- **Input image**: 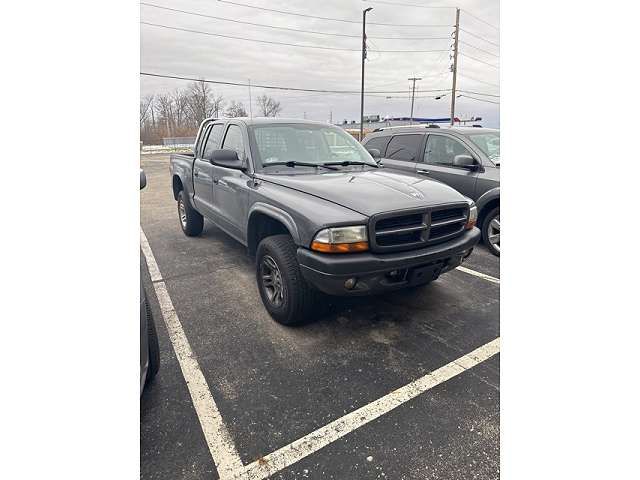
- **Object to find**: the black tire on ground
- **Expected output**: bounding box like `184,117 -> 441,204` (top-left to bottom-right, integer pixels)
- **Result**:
144,294 -> 160,385
481,206 -> 500,257
177,190 -> 204,237
256,234 -> 322,325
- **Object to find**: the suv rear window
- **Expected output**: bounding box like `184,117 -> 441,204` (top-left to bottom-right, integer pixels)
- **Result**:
385,134 -> 422,162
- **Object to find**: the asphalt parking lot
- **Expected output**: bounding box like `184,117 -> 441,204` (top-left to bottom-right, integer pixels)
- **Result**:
140,154 -> 500,480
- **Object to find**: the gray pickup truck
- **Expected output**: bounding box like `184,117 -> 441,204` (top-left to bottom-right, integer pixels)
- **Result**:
170,118 -> 481,324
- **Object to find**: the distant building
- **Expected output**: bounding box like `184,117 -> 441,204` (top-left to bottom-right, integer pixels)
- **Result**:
162,136 -> 196,146
340,116 -> 482,140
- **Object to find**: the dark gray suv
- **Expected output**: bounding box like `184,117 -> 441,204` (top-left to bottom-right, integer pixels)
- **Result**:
362,126 -> 500,255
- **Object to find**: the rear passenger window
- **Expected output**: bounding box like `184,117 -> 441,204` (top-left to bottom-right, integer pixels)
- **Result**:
363,136 -> 391,156
202,124 -> 224,160
385,134 -> 422,162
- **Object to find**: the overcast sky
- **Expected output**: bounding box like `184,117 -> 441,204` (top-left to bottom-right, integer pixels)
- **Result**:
141,0 -> 499,126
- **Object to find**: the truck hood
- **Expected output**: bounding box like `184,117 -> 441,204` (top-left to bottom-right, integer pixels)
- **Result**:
257,169 -> 467,217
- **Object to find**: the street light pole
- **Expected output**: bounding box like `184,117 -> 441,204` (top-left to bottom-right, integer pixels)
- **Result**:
360,7 -> 373,141
450,8 -> 460,126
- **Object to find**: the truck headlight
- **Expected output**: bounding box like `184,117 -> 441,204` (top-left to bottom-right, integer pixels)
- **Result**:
465,203 -> 478,230
311,226 -> 369,253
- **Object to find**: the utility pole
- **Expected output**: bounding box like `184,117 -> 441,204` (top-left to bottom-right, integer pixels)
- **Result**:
408,77 -> 422,125
360,7 -> 373,141
450,8 -> 460,126
248,78 -> 253,118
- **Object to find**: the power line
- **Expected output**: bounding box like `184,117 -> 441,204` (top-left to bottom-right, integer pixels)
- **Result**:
362,2 -> 499,35
361,0 -> 454,9
459,94 -> 500,105
458,73 -> 500,88
457,90 -> 500,98
459,41 -> 499,58
141,2 -> 450,40
140,72 -> 452,94
141,22 -> 360,51
459,28 -> 500,48
459,52 -> 500,69
370,48 -> 450,53
461,9 -> 499,31
141,21 -> 449,54
217,0 -> 452,27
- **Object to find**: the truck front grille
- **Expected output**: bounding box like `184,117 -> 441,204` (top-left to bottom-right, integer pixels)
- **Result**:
369,204 -> 468,253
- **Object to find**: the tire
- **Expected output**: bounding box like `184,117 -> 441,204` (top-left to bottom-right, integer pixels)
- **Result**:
482,207 -> 500,256
144,294 -> 160,385
256,234 -> 321,325
177,190 -> 203,237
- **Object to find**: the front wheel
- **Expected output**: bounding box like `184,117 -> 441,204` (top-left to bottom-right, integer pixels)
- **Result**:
482,207 -> 500,256
177,190 -> 204,237
256,235 -> 321,325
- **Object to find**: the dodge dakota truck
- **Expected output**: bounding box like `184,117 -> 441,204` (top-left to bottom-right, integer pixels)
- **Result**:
170,118 -> 481,325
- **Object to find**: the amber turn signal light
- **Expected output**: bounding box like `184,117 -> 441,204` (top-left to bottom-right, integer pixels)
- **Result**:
311,241 -> 369,253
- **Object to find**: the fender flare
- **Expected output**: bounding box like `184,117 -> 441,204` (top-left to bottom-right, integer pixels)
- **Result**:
475,187 -> 500,215
247,202 -> 302,246
171,167 -> 195,207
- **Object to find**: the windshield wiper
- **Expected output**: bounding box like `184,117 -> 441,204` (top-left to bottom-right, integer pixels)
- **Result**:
264,161 -> 339,171
323,160 -> 379,168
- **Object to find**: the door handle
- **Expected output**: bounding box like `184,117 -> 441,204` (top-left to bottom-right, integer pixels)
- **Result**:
194,170 -> 199,177
213,176 -> 219,184
417,169 -> 430,175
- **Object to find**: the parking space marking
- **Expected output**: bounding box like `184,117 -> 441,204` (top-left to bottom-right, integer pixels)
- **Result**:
456,265 -> 500,284
140,229 -> 244,478
233,337 -> 500,480
142,226 -> 499,480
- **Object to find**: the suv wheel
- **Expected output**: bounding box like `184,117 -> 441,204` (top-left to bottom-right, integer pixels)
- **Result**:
256,234 -> 321,325
482,207 -> 500,256
177,190 -> 204,237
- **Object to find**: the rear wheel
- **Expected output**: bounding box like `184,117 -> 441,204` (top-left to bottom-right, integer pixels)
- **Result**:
177,190 -> 203,237
256,235 -> 321,325
482,207 -> 500,256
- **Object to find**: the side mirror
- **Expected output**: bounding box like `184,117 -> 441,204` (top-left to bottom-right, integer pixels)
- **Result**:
366,147 -> 381,159
140,169 -> 147,190
211,149 -> 246,170
453,154 -> 477,169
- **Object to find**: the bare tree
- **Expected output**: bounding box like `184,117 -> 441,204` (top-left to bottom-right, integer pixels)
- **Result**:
140,95 -> 155,127
141,81 -> 227,143
256,94 -> 282,117
225,101 -> 248,118
186,80 -> 225,126
155,93 -> 175,137
172,89 -> 190,132
211,94 -> 225,118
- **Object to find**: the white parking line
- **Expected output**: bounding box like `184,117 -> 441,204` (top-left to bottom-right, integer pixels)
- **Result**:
140,229 -> 244,477
233,338 -> 500,480
141,227 -> 500,480
456,265 -> 500,284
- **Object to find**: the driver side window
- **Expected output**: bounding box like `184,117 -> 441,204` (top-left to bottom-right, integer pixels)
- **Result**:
222,125 -> 246,159
424,135 -> 473,166
202,124 -> 224,161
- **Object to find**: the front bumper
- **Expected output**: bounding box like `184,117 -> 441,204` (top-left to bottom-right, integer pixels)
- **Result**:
297,227 -> 481,296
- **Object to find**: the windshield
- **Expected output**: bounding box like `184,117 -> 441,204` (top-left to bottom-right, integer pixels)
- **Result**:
249,124 -> 376,169
466,132 -> 500,162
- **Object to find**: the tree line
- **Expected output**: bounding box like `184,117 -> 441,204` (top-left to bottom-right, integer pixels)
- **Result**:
140,80 -> 282,144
